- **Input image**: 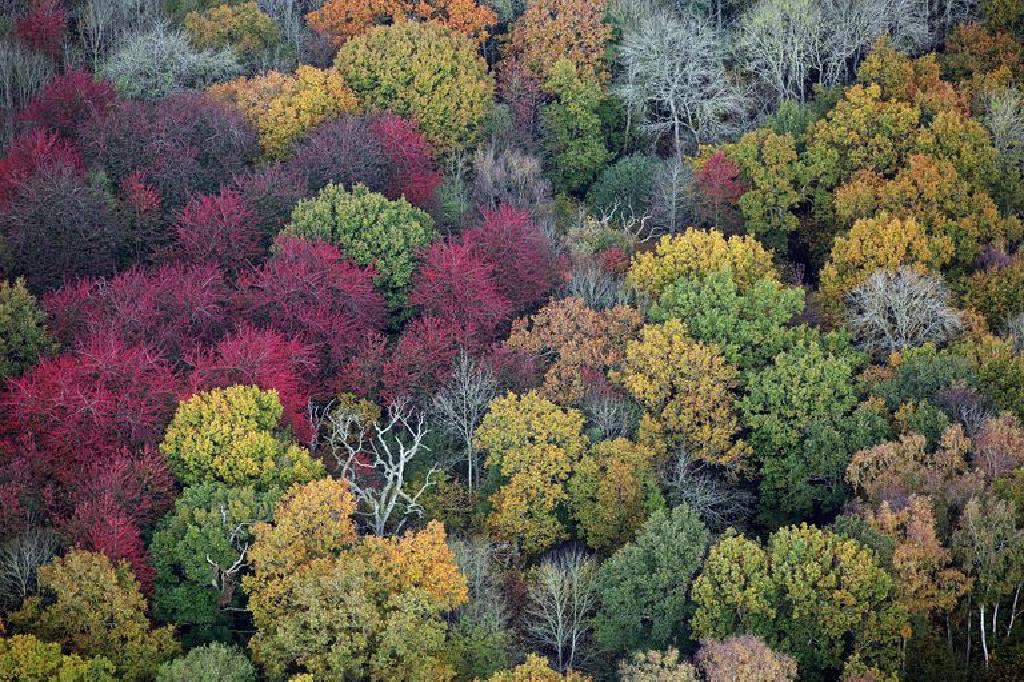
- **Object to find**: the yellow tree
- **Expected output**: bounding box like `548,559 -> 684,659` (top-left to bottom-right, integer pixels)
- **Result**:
209,66 -> 358,158
613,319 -> 749,470
159,385 -> 323,488
244,478 -> 468,680
818,213 -> 942,314
505,297 -> 643,406
335,22 -> 494,153
475,391 -> 588,556
626,229 -> 779,299
568,438 -> 663,553
9,551 -> 179,681
486,654 -> 592,681
834,154 -> 1020,269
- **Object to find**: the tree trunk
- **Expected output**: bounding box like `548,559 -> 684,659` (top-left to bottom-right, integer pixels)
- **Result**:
981,604 -> 990,666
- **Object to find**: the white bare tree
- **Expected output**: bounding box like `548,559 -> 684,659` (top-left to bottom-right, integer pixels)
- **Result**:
314,397 -> 437,536
663,453 -> 755,531
76,0 -> 162,69
525,548 -> 598,673
0,528 -> 60,610
984,88 -> 1024,179
431,350 -> 497,492
737,0 -> 825,105
649,155 -> 695,235
845,267 -> 964,358
615,9 -> 747,155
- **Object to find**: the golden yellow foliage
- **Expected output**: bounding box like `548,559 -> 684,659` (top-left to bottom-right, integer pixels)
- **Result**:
475,391 -> 588,555
504,0 -> 612,82
209,66 -> 357,158
613,319 -> 750,471
819,213 -> 942,313
627,229 -> 779,299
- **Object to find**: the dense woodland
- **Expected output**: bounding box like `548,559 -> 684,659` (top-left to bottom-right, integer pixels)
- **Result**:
1,0 -> 1024,679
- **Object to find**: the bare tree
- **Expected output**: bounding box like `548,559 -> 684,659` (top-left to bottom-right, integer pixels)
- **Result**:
648,155 -> 695,235
471,146 -> 554,226
431,350 -> 498,492
663,453 -> 754,531
564,261 -> 633,311
0,528 -> 60,611
615,9 -> 747,155
0,38 -> 53,145
76,0 -> 162,69
736,0 -> 826,105
1007,312 -> 1024,353
845,267 -> 963,359
525,548 -> 597,673
984,88 -> 1024,211
314,397 -> 437,536
580,389 -> 641,440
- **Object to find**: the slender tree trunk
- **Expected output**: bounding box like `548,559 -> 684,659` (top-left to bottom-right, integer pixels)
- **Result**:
1008,583 -> 1021,637
981,604 -> 990,666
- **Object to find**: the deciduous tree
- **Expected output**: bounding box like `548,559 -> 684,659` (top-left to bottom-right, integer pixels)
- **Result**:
475,391 -> 588,556
0,277 -> 53,381
335,22 -> 494,153
159,385 -> 323,488
9,550 -> 179,681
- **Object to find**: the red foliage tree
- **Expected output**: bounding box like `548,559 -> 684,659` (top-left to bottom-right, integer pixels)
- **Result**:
186,325 -> 319,441
0,128 -> 84,208
369,113 -> 442,210
382,315 -> 471,401
694,149 -> 747,229
63,493 -> 156,592
234,236 -> 387,386
79,93 -> 258,213
462,204 -> 560,313
43,261 -> 231,363
171,188 -> 262,273
409,238 -> 512,342
284,115 -> 391,195
14,0 -> 67,59
231,163 -> 308,247
0,133 -> 120,291
17,69 -> 116,140
0,335 -> 179,483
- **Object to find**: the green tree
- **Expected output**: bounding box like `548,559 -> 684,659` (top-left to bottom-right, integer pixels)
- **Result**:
159,385 -> 323,488
592,505 -> 710,659
9,551 -> 179,681
283,183 -> 438,311
150,482 -> 280,637
475,391 -> 588,556
0,634 -> 116,681
649,272 -> 805,372
0,277 -> 55,381
156,643 -> 256,682
739,340 -> 888,523
692,525 -> 905,680
587,154 -> 660,220
540,59 -> 613,195
335,22 -> 494,153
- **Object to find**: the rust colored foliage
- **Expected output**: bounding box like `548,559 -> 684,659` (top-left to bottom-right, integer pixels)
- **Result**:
307,0 -> 496,48
506,297 -> 643,407
504,0 -> 612,81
